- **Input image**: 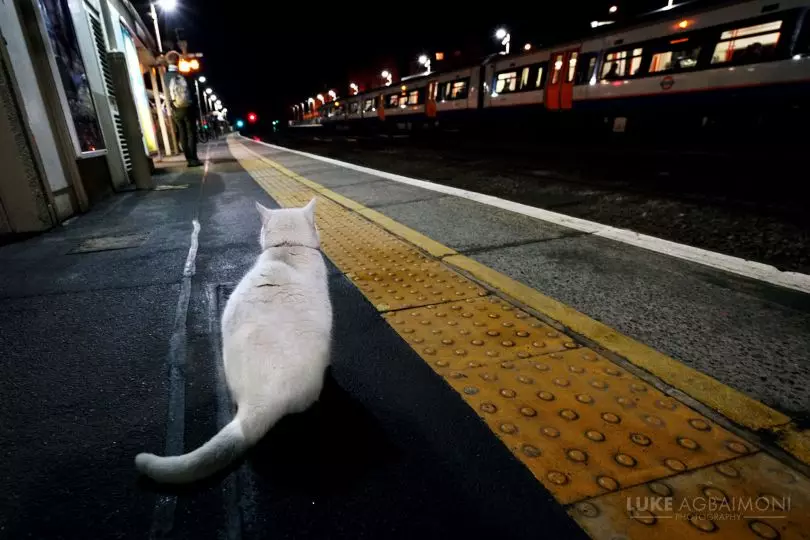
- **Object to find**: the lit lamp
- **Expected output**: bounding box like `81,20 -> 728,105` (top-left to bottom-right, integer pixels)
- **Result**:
149,0 -> 176,52
381,69 -> 392,86
418,55 -> 431,73
495,28 -> 511,54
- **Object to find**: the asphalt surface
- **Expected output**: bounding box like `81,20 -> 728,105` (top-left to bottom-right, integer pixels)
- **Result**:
259,130 -> 810,275
0,141 -> 585,539
243,139 -> 810,420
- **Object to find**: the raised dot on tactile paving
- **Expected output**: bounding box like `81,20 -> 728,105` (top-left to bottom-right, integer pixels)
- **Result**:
517,375 -> 533,384
576,394 -> 594,405
500,423 -> 518,434
423,347 -> 436,355
516,330 -> 529,337
471,339 -> 484,346
480,402 -> 497,414
602,412 -> 621,424
677,437 -> 700,451
502,322 -> 514,328
630,383 -> 647,393
520,407 -> 537,417
534,363 -> 550,372
597,476 -> 619,491
585,429 -> 605,442
664,458 -> 687,472
655,399 -> 677,410
644,415 -> 664,427
749,520 -> 780,539
604,367 -> 622,376
630,510 -> 656,526
532,341 -> 545,348
688,418 -> 711,431
499,388 -> 516,398
590,380 -> 608,390
616,396 -> 636,408
559,409 -> 579,421
463,386 -> 479,395
702,486 -> 727,501
576,502 -> 599,518
542,426 -> 560,438
517,351 -> 530,359
553,378 -> 570,387
630,433 -> 652,446
441,338 -> 454,345
537,391 -> 555,401
487,330 -> 500,337
615,453 -> 637,467
688,515 -> 716,533
726,440 -> 749,454
648,482 -> 672,497
500,361 -> 514,369
567,449 -> 588,463
547,471 -> 568,485
569,365 -> 584,374
564,342 -> 577,349
448,371 -> 466,379
486,350 -> 499,357
522,444 -> 541,458
435,360 -> 449,367
501,340 -> 515,347
454,349 -> 467,356
582,353 -> 596,362
715,463 -> 739,478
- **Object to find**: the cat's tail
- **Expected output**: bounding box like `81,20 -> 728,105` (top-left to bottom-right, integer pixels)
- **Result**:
135,416 -> 248,484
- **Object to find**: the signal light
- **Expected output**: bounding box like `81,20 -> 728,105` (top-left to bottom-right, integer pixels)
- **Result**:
236,119 -> 245,128
247,112 -> 258,123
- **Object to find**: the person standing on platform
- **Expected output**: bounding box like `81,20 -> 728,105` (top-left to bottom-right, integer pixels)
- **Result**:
164,51 -> 203,167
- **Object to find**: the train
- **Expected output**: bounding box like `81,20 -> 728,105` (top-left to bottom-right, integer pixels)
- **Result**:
292,0 -> 810,138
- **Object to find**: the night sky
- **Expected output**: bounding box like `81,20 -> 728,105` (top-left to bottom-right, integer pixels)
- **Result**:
134,0 -> 731,123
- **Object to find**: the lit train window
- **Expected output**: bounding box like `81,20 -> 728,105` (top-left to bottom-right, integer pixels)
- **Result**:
349,102 -> 360,114
551,54 -> 564,84
495,71 -> 518,93
520,67 -> 531,89
388,94 -> 399,107
566,52 -> 578,83
712,21 -> 782,64
363,99 -> 374,112
650,45 -> 701,72
407,90 -> 420,105
720,20 -> 782,40
535,65 -> 545,88
450,80 -> 467,99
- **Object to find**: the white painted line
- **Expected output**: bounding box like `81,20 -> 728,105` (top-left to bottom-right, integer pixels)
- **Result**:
242,137 -> 810,295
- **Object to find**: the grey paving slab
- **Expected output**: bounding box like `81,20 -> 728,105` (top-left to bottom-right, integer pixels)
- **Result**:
301,168 -> 383,189
470,235 -> 810,417
332,179 -> 447,208
380,196 -> 577,252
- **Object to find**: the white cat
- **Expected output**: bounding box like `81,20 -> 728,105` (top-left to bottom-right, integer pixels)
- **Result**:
135,198 -> 333,483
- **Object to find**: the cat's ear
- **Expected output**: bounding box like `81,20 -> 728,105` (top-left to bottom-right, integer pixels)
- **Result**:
255,201 -> 273,223
303,198 -> 316,225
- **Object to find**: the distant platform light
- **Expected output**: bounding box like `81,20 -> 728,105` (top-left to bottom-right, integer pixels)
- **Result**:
247,112 -> 258,123
524,43 -> 532,51
677,19 -> 690,29
198,76 -> 206,83
609,5 -> 617,13
435,52 -> 444,60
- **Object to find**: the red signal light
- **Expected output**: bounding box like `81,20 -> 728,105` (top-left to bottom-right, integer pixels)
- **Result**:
247,112 -> 258,123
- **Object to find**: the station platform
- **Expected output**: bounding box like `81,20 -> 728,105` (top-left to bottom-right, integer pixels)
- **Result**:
0,135 -> 808,539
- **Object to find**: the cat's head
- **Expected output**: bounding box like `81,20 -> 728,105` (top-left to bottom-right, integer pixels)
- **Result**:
255,198 -> 319,251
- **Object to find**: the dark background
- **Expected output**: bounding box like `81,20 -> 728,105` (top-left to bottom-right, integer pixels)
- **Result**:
134,0 -> 735,124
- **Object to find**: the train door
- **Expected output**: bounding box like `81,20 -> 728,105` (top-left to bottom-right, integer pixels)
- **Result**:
545,48 -> 579,110
426,81 -> 437,119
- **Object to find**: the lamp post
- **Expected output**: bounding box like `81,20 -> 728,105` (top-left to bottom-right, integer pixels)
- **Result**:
418,55 -> 431,73
495,28 -> 511,54
149,0 -> 176,52
381,69 -> 392,86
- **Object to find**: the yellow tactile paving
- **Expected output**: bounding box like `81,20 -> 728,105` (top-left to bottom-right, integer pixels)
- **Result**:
572,452 -> 810,539
228,138 -> 810,539
385,296 -> 754,504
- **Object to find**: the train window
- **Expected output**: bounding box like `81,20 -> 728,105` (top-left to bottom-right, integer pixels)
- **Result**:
387,94 -> 399,107
495,71 -> 518,93
711,21 -> 782,64
349,102 -> 360,114
450,80 -> 468,99
566,52 -> 578,83
363,99 -> 374,112
629,48 -> 643,75
601,47 -> 643,80
575,53 -> 597,85
407,90 -> 420,105
520,67 -> 531,90
550,54 -> 564,84
535,65 -> 545,88
649,43 -> 702,72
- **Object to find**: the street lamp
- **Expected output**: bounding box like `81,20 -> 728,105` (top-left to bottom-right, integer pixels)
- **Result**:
349,82 -> 358,95
198,76 -> 206,83
328,90 -> 337,101
495,27 -> 511,54
609,5 -> 618,13
149,0 -> 176,52
381,69 -> 392,86
316,93 -> 325,103
205,88 -> 213,95
524,43 -> 532,51
418,54 -> 431,73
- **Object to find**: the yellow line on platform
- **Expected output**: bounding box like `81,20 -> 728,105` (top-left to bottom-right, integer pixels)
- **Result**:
231,138 -> 807,469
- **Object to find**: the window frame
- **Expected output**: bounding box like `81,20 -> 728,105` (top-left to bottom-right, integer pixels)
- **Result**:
493,63 -> 546,95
